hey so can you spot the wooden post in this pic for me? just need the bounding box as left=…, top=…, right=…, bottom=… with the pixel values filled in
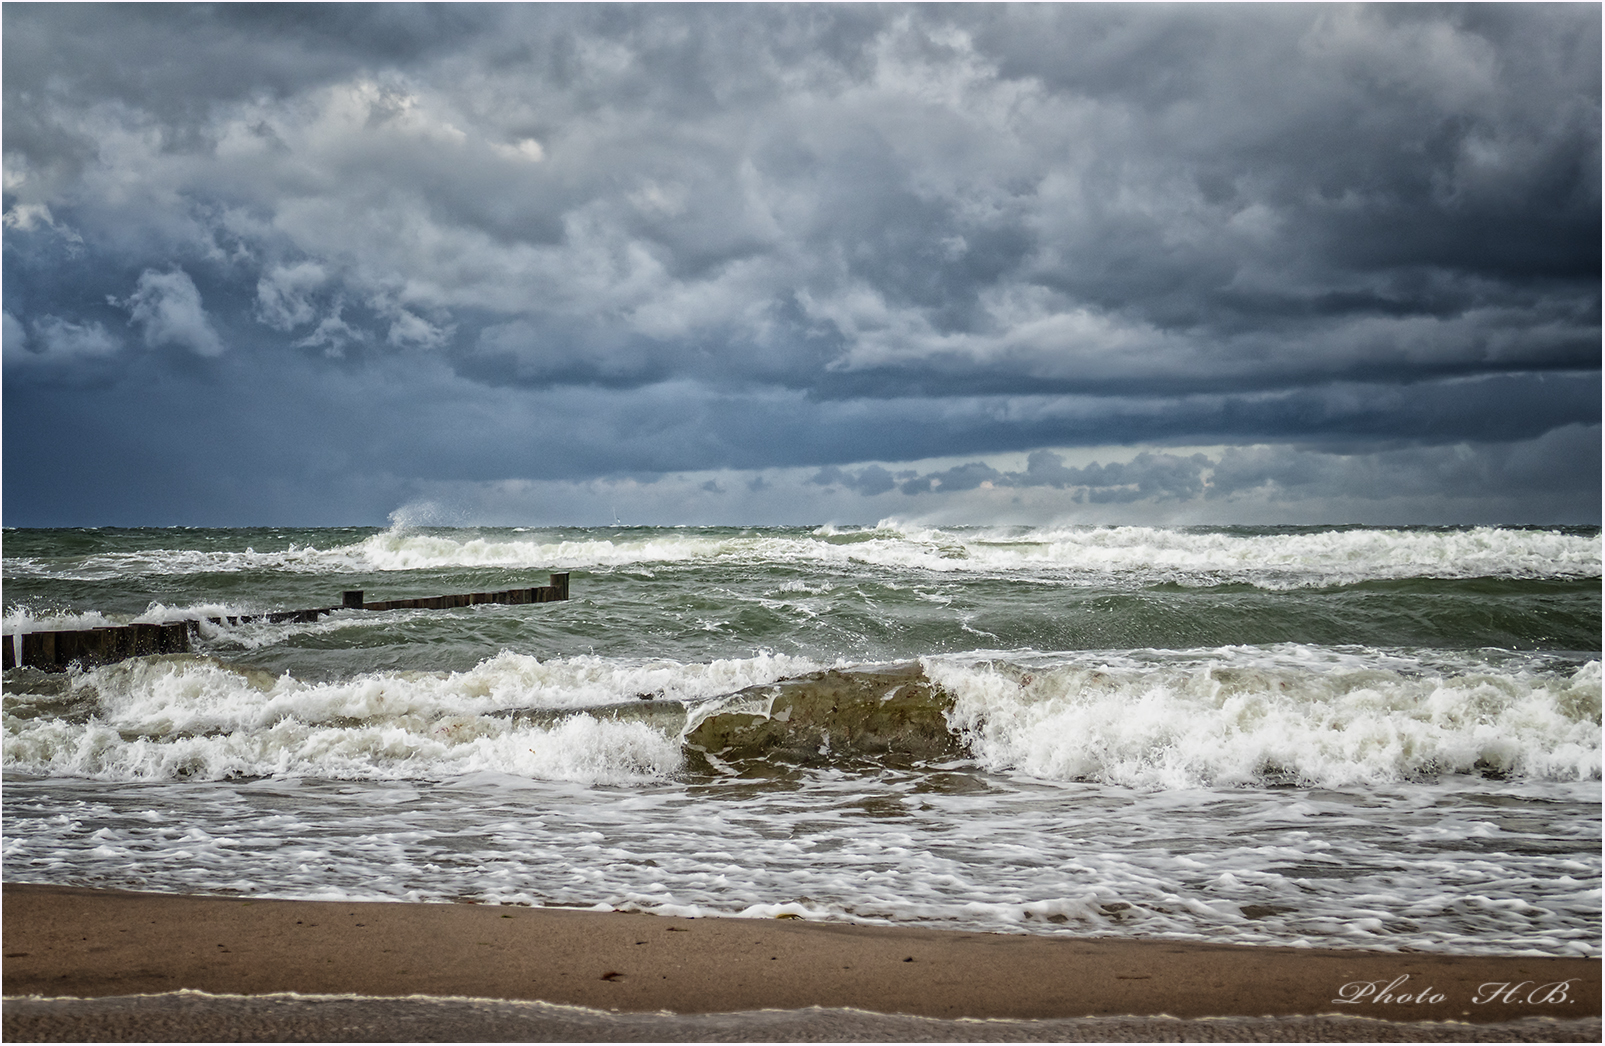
left=8, top=572, right=569, bottom=672
left=160, top=622, right=190, bottom=654
left=96, top=628, right=120, bottom=665
left=21, top=631, right=54, bottom=669
left=131, top=623, right=161, bottom=657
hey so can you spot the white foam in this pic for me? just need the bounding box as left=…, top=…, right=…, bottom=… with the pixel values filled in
left=400, top=522, right=1590, bottom=585
left=929, top=649, right=1601, bottom=789
left=2, top=605, right=121, bottom=635
left=0, top=651, right=819, bottom=783
left=6, top=662, right=1597, bottom=957
left=867, top=522, right=1602, bottom=586
left=6, top=524, right=1596, bottom=587
left=342, top=521, right=1600, bottom=587
left=2, top=699, right=682, bottom=786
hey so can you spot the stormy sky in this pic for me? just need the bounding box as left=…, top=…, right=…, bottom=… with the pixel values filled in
left=3, top=2, right=1599, bottom=527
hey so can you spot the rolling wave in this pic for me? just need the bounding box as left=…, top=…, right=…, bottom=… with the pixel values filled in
left=6, top=648, right=1596, bottom=789
left=6, top=523, right=1599, bottom=588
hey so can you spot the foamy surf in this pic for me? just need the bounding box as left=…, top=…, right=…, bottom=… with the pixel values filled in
left=2, top=651, right=828, bottom=783
left=5, top=524, right=1598, bottom=958
left=6, top=522, right=1598, bottom=588
left=930, top=649, right=1600, bottom=789
left=5, top=647, right=1595, bottom=789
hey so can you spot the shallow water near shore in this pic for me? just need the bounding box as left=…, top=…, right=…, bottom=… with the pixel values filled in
left=3, top=523, right=1599, bottom=956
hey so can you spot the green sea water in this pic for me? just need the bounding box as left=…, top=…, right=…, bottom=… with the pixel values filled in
left=3, top=523, right=1600, bottom=956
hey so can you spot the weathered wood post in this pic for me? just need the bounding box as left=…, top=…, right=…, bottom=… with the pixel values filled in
left=161, top=621, right=191, bottom=654
left=21, top=631, right=56, bottom=669
left=6, top=573, right=569, bottom=672
left=131, top=623, right=162, bottom=657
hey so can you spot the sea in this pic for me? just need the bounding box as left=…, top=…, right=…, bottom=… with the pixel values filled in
left=2, top=523, right=1599, bottom=959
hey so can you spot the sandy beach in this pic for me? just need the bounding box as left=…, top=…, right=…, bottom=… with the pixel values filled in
left=3, top=883, right=1598, bottom=1041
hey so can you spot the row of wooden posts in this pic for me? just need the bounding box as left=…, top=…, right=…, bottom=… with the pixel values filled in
left=3, top=574, right=569, bottom=673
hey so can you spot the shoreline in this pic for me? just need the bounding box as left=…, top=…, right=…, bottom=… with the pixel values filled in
left=5, top=994, right=1599, bottom=1044
left=3, top=883, right=1597, bottom=1036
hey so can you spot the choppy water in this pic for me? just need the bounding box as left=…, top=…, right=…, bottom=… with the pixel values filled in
left=3, top=523, right=1599, bottom=956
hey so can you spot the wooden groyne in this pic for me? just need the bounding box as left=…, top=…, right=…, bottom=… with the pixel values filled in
left=3, top=573, right=569, bottom=673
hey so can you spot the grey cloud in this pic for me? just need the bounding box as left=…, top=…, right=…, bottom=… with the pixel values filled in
left=2, top=3, right=1597, bottom=525
left=811, top=465, right=896, bottom=497
left=1205, top=424, right=1603, bottom=507
left=10, top=5, right=1595, bottom=385
left=902, top=462, right=1005, bottom=496
left=826, top=450, right=1212, bottom=504
left=1049, top=452, right=1212, bottom=503
left=15, top=314, right=121, bottom=362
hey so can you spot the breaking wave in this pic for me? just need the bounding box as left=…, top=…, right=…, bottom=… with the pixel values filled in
left=5, top=648, right=1596, bottom=790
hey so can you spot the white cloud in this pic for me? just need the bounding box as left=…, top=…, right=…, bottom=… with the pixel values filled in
left=119, top=268, right=225, bottom=356
left=491, top=138, right=545, bottom=163
left=16, top=7, right=1594, bottom=393
left=255, top=261, right=328, bottom=331
left=2, top=201, right=57, bottom=232
left=33, top=316, right=122, bottom=359
left=3, top=312, right=121, bottom=371
left=2, top=310, right=30, bottom=364
left=294, top=303, right=366, bottom=356
left=384, top=308, right=450, bottom=349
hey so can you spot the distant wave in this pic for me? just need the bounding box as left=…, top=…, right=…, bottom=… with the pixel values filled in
left=6, top=523, right=1599, bottom=589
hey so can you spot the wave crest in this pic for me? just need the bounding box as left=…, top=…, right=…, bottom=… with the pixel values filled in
left=7, top=524, right=1597, bottom=587
left=932, top=650, right=1601, bottom=789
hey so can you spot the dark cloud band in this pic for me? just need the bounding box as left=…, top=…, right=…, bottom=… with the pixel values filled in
left=3, top=3, right=1597, bottom=524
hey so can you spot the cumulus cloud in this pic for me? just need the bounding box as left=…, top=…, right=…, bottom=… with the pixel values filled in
left=3, top=313, right=121, bottom=366
left=116, top=269, right=224, bottom=357
left=293, top=304, right=366, bottom=355
left=1, top=310, right=28, bottom=364
left=255, top=262, right=328, bottom=331
left=31, top=316, right=121, bottom=360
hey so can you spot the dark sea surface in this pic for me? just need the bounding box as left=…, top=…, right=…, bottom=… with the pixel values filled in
left=3, top=523, right=1599, bottom=956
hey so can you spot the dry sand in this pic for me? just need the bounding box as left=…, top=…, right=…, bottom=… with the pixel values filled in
left=3, top=883, right=1598, bottom=1042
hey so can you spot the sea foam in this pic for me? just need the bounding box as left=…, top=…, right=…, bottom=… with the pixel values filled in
left=6, top=523, right=1598, bottom=588
left=931, top=649, right=1601, bottom=789
left=7, top=645, right=1595, bottom=790
left=1, top=651, right=820, bottom=783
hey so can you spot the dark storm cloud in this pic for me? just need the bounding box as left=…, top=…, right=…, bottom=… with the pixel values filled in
left=3, top=3, right=1598, bottom=524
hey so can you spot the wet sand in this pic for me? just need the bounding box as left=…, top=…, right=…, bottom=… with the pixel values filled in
left=3, top=884, right=1599, bottom=1041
